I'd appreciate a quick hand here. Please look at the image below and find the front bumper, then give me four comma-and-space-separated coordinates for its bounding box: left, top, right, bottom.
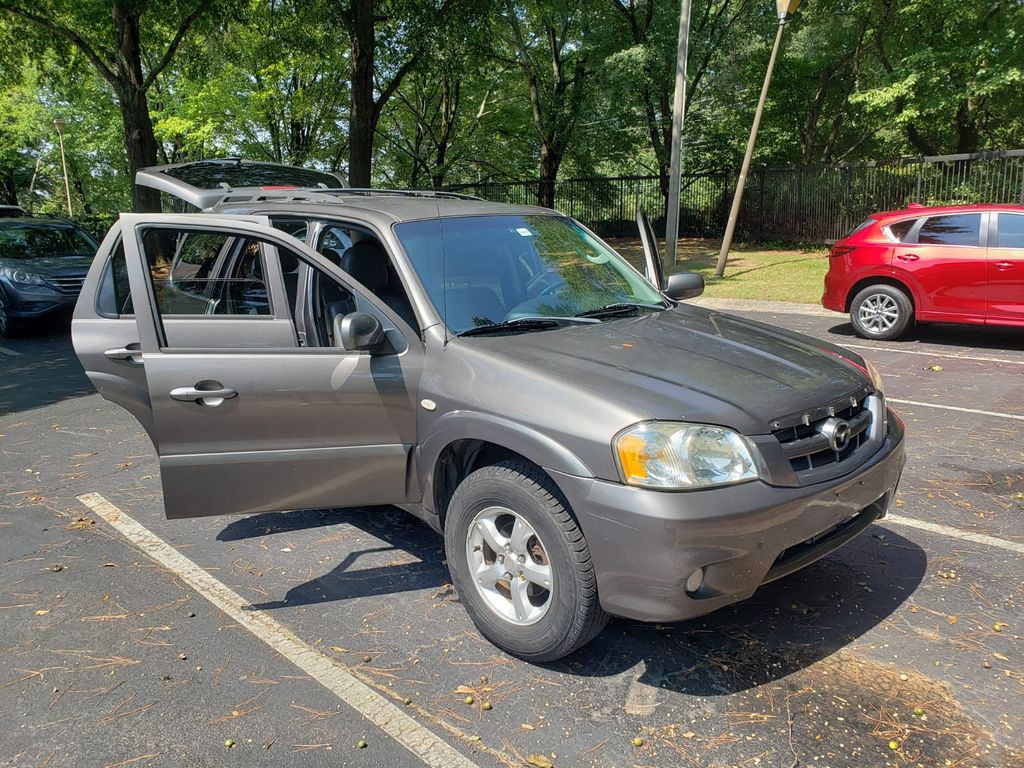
550, 414, 905, 622
1, 281, 79, 318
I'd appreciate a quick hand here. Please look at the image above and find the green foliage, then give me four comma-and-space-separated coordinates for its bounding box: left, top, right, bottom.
1, 0, 1022, 218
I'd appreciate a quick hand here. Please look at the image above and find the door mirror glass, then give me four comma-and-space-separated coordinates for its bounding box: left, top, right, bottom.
335, 311, 384, 351
663, 272, 704, 301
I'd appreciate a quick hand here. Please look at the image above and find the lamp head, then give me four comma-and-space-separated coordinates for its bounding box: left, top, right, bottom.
52, 118, 66, 132
776, 0, 802, 22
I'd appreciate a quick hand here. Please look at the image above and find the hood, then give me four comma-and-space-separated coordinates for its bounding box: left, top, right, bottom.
471, 305, 872, 435
0, 254, 93, 276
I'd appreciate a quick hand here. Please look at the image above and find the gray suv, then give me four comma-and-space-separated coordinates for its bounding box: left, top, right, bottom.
72, 160, 905, 661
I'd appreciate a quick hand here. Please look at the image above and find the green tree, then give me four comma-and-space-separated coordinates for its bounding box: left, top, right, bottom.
0, 0, 216, 211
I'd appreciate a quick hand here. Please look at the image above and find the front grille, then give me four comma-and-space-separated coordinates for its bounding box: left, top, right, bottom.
772, 394, 880, 482
45, 275, 86, 294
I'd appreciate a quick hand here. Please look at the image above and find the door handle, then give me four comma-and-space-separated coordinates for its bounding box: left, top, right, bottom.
104, 343, 143, 366
895, 253, 919, 262
169, 382, 238, 405
994, 261, 1014, 271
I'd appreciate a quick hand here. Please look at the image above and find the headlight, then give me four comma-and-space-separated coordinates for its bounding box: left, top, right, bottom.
865, 359, 884, 393
1, 268, 43, 285
614, 422, 760, 490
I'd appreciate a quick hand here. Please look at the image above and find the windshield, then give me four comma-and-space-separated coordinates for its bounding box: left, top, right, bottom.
0, 224, 97, 261
395, 214, 664, 334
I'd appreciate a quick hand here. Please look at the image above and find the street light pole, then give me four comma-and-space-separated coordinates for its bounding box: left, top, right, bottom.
664, 0, 693, 267
714, 0, 802, 278
53, 118, 73, 217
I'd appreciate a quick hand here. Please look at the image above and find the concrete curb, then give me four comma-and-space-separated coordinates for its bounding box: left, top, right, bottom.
688, 297, 835, 317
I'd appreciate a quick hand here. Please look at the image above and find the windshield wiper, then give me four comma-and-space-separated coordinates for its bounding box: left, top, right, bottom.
457, 316, 599, 337
573, 302, 665, 319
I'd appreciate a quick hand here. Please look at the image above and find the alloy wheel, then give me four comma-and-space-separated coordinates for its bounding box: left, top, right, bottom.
465, 505, 553, 626
858, 293, 899, 334
0, 294, 8, 334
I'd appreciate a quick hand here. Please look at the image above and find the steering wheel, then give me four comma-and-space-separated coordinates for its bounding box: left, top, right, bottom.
536, 281, 561, 298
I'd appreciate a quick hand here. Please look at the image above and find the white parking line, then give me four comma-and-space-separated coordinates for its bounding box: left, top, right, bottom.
76, 492, 479, 768
884, 514, 1024, 555
842, 343, 1024, 366
887, 398, 1024, 422
0, 345, 21, 357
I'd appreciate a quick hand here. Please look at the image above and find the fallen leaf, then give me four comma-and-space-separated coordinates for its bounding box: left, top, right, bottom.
35, 609, 50, 616
328, 646, 348, 653
527, 755, 553, 768
521, 723, 535, 730
682, 731, 696, 739
99, 562, 118, 568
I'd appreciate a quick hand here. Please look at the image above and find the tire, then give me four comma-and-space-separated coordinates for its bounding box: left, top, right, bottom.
849, 284, 913, 340
0, 290, 20, 338
444, 459, 608, 662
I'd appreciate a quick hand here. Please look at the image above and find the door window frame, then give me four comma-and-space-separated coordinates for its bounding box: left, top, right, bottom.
991, 212, 1024, 249
120, 213, 418, 356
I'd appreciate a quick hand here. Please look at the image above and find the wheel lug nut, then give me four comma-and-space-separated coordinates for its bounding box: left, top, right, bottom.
518, 554, 526, 563
503, 572, 512, 581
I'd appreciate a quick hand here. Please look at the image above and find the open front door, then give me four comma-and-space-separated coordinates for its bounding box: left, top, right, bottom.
118, 212, 421, 519
636, 207, 665, 290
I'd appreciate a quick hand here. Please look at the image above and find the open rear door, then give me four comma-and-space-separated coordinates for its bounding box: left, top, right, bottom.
636, 207, 665, 290
135, 159, 347, 211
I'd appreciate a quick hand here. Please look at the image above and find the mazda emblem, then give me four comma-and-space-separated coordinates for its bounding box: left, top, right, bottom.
819, 417, 852, 451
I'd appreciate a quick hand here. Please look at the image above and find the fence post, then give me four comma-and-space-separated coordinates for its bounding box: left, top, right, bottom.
914, 157, 923, 202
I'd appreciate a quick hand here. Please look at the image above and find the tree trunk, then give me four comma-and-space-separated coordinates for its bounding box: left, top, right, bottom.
112, 2, 161, 212
538, 143, 561, 209
0, 167, 17, 206
347, 0, 376, 187
119, 87, 161, 212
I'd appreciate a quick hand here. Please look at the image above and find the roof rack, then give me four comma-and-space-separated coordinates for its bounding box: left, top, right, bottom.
325, 188, 483, 201
212, 187, 484, 210
213, 189, 348, 207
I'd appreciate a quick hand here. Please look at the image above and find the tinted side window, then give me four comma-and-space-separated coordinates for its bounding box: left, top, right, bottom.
96, 241, 134, 316
996, 213, 1024, 248
141, 229, 271, 316
917, 214, 981, 246
887, 219, 916, 242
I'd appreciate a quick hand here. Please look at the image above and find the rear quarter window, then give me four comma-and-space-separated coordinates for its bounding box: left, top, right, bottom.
885, 219, 917, 242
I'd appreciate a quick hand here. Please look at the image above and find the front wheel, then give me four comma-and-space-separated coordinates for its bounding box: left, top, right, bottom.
444, 460, 608, 662
850, 284, 913, 340
0, 291, 20, 338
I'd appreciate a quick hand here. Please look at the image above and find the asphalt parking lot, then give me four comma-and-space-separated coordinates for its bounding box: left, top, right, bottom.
1, 307, 1021, 768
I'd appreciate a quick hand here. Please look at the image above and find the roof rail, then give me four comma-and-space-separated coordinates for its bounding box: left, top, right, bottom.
326, 188, 483, 201
213, 189, 348, 208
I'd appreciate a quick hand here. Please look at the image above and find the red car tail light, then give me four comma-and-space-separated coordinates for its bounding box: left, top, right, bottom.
830, 245, 855, 258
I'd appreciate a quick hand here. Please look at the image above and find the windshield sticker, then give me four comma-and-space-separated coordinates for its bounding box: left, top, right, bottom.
515, 227, 534, 237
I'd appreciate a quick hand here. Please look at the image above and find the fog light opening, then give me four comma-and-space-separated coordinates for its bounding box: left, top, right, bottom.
685, 567, 705, 594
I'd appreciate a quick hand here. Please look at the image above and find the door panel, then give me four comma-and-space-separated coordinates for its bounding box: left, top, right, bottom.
635, 208, 664, 290
892, 213, 986, 320
119, 213, 421, 519
72, 225, 158, 442
987, 212, 1024, 324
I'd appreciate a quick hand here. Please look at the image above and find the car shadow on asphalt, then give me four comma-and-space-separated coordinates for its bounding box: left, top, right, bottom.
222, 506, 450, 608
553, 527, 927, 696
222, 508, 925, 696
0, 325, 96, 416
827, 321, 1024, 352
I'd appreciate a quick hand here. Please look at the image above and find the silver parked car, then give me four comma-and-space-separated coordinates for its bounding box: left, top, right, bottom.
72, 160, 905, 661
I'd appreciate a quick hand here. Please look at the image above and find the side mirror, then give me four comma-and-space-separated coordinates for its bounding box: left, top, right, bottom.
335, 311, 385, 351
663, 272, 705, 301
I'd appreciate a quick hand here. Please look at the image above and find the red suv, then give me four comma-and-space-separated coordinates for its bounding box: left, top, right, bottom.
822, 204, 1024, 339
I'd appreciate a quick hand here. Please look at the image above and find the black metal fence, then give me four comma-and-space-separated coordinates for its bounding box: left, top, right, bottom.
450, 150, 1024, 243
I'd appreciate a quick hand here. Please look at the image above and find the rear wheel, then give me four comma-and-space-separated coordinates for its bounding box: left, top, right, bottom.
850, 284, 913, 340
444, 459, 608, 662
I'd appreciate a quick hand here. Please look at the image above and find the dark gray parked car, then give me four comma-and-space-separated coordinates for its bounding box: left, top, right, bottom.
0, 217, 98, 336
72, 161, 905, 661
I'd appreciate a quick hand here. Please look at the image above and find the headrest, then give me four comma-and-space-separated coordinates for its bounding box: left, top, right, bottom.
340, 241, 388, 290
